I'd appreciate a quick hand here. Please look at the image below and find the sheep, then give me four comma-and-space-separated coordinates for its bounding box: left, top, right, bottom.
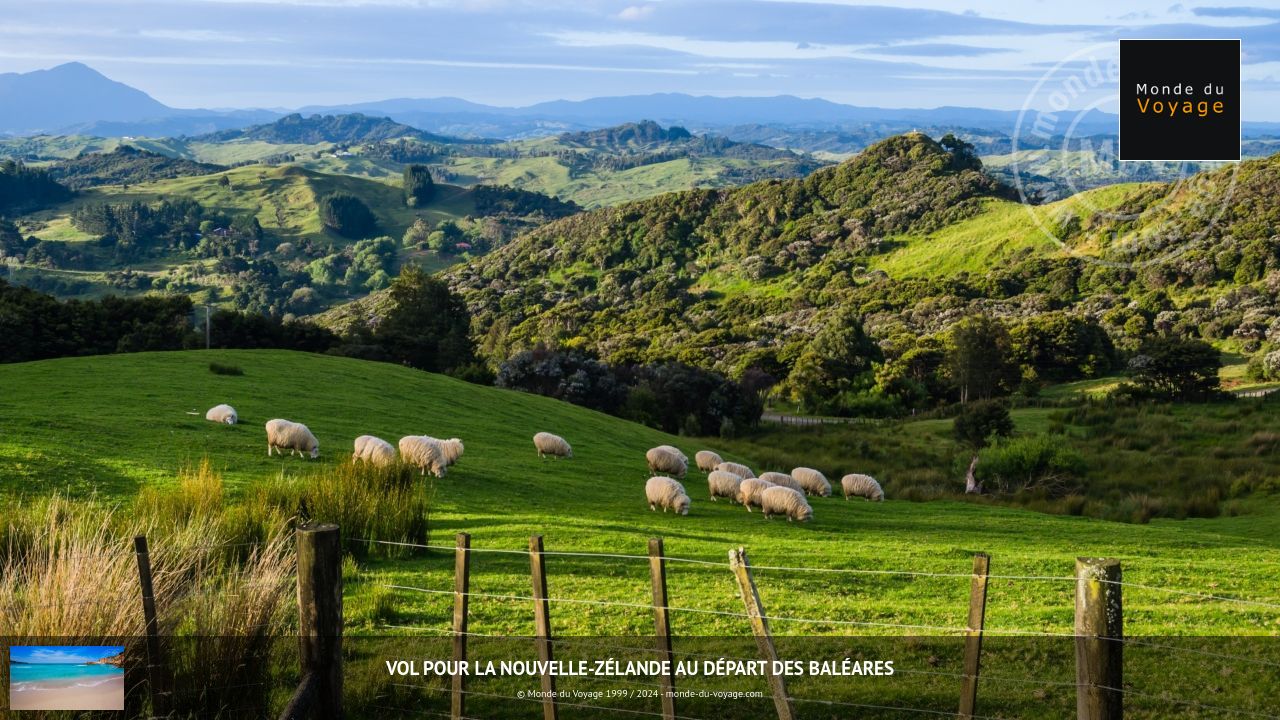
533, 432, 573, 459
841, 473, 884, 502
353, 435, 396, 467
656, 445, 689, 464
399, 435, 449, 477
439, 438, 465, 466
695, 450, 723, 473
645, 476, 691, 515
791, 467, 832, 497
759, 471, 804, 493
716, 461, 756, 479
707, 470, 743, 503
737, 477, 776, 512
646, 446, 688, 478
205, 404, 238, 425
265, 419, 319, 459
760, 486, 813, 522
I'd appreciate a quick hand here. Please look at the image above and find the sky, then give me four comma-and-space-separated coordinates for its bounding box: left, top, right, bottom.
1, 0, 1279, 117
10, 646, 125, 664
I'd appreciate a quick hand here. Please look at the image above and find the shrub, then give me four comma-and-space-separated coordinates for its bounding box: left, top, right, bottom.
209, 362, 244, 376
971, 435, 1087, 496
318, 191, 378, 239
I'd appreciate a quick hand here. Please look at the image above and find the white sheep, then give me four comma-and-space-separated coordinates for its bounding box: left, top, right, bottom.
656, 445, 689, 463
737, 477, 776, 512
707, 470, 743, 503
646, 446, 688, 478
841, 473, 884, 502
716, 461, 755, 479
695, 450, 723, 473
645, 476, 691, 515
759, 471, 804, 493
399, 435, 449, 477
265, 419, 319, 459
205, 404, 238, 425
439, 438, 465, 466
353, 435, 396, 467
533, 432, 573, 459
760, 486, 813, 522
791, 467, 832, 497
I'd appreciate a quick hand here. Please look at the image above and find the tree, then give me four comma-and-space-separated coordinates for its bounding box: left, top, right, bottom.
953, 399, 1014, 493
318, 192, 377, 239
787, 307, 881, 412
1127, 336, 1221, 401
373, 265, 476, 372
944, 314, 1020, 403
403, 164, 434, 207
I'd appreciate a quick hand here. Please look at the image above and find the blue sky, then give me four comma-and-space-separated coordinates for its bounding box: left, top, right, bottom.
1, 1, 1278, 117
10, 646, 125, 664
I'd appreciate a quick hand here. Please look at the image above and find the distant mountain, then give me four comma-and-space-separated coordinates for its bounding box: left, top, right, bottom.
61, 110, 283, 139
195, 113, 471, 145
560, 120, 694, 148
0, 63, 173, 134
49, 146, 225, 189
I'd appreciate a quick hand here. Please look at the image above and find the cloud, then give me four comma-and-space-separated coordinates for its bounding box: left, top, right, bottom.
1192, 6, 1280, 19
618, 5, 653, 21
868, 43, 1015, 57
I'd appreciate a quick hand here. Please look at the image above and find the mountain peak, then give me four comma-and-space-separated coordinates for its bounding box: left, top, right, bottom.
0, 62, 172, 134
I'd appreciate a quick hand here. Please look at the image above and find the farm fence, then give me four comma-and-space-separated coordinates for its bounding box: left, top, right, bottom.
101, 526, 1280, 719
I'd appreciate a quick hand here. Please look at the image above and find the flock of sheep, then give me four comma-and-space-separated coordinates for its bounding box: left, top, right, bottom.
204, 407, 882, 524
640, 446, 883, 523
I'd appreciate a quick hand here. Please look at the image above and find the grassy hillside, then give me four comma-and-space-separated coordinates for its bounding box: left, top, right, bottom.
1, 349, 1278, 645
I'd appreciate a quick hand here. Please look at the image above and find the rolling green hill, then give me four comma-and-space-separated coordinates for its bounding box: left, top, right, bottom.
1, 349, 1278, 643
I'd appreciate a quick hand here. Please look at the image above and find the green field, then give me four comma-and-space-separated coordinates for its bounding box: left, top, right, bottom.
2, 349, 1277, 642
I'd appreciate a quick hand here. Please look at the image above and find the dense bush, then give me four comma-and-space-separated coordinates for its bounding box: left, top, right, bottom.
318, 191, 378, 239
0, 159, 72, 214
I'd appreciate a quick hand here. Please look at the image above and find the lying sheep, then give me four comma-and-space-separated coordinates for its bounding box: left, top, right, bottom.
647, 446, 688, 478
439, 438, 465, 466
265, 419, 319, 459
707, 470, 743, 503
206, 404, 238, 425
716, 461, 755, 479
759, 471, 804, 493
791, 467, 832, 497
841, 473, 884, 502
695, 450, 723, 473
353, 435, 396, 467
760, 486, 813, 522
737, 477, 776, 512
645, 476, 691, 516
399, 435, 449, 477
533, 432, 573, 459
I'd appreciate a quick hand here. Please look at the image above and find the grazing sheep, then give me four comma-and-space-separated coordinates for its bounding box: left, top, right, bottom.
791, 467, 832, 497
265, 419, 319, 459
760, 486, 814, 522
645, 476, 691, 515
353, 435, 396, 467
707, 470, 743, 503
737, 477, 776, 512
439, 438, 465, 466
695, 450, 723, 473
646, 446, 688, 478
656, 445, 689, 463
716, 461, 756, 479
759, 471, 804, 493
205, 404, 238, 425
399, 435, 449, 477
533, 432, 573, 459
841, 474, 884, 502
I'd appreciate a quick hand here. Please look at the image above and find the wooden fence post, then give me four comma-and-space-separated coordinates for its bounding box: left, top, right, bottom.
529, 535, 558, 720
648, 538, 677, 720
728, 547, 795, 720
958, 552, 990, 719
297, 523, 343, 720
1075, 558, 1122, 720
134, 535, 169, 717
452, 533, 471, 720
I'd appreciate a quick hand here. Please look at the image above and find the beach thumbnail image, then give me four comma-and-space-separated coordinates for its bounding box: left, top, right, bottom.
8, 645, 125, 710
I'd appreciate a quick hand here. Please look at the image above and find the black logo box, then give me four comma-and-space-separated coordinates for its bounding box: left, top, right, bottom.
1119, 39, 1241, 162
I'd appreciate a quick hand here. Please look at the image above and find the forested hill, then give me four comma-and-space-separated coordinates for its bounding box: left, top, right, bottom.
447, 132, 1280, 415
49, 146, 225, 189
559, 119, 814, 162
196, 113, 475, 145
